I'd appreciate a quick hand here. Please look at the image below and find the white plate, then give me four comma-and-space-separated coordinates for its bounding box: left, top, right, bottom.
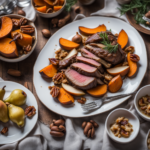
105, 108, 140, 143
0, 81, 38, 145
33, 16, 147, 118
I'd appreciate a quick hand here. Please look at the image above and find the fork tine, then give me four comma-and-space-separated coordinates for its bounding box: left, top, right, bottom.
81, 102, 96, 107
82, 103, 97, 110
81, 102, 97, 108
82, 106, 98, 111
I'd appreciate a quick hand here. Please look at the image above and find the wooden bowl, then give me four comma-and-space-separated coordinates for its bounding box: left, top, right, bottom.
31, 0, 66, 18
0, 14, 37, 63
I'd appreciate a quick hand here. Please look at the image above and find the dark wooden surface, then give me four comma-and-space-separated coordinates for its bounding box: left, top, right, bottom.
0, 0, 149, 125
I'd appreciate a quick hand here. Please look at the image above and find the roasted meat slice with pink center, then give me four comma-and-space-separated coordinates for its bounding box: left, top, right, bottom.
76, 56, 104, 73
65, 68, 103, 90
71, 62, 104, 78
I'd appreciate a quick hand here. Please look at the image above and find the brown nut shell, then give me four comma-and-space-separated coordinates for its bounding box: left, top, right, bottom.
18, 10, 26, 16
84, 122, 92, 135
90, 120, 99, 128
59, 125, 66, 132
50, 131, 64, 137
82, 121, 87, 129
72, 32, 82, 43
54, 119, 65, 126
42, 29, 51, 38
87, 129, 92, 138
50, 123, 54, 129
91, 126, 95, 138
51, 126, 61, 132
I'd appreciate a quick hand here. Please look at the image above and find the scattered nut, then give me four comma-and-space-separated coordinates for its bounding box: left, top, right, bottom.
50, 123, 54, 129
19, 18, 28, 26
77, 97, 86, 104
18, 10, 26, 16
50, 131, 64, 137
1, 127, 8, 135
49, 58, 59, 65
124, 46, 135, 54
55, 48, 68, 60
130, 54, 140, 62
42, 29, 51, 38
72, 32, 82, 43
25, 106, 36, 118
50, 86, 60, 98
74, 6, 80, 13
51, 18, 58, 27
82, 121, 87, 129
7, 69, 22, 77
23, 45, 32, 52
52, 72, 65, 84
90, 120, 99, 128
59, 125, 66, 132
53, 119, 65, 126
20, 25, 35, 34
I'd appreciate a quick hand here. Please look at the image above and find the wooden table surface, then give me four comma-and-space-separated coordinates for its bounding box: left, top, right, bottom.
0, 0, 149, 125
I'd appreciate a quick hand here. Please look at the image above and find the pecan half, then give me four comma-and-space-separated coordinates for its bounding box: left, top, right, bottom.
20, 25, 35, 34
49, 58, 59, 65
23, 45, 32, 52
25, 106, 36, 118
12, 18, 20, 27
77, 97, 86, 104
1, 127, 8, 134
130, 54, 140, 62
50, 86, 60, 98
124, 46, 135, 54
52, 72, 65, 84
19, 18, 28, 26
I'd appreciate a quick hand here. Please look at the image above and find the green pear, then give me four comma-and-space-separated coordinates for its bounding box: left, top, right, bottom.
0, 100, 9, 123
0, 86, 6, 100
4, 89, 27, 106
8, 104, 25, 127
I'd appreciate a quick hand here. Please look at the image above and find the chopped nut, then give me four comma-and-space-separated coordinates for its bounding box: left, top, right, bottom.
50, 86, 60, 98
77, 97, 86, 104
20, 25, 35, 34
55, 48, 68, 60
124, 46, 135, 54
46, 8, 53, 13
49, 58, 59, 65
130, 54, 140, 62
23, 45, 32, 52
1, 127, 8, 134
12, 18, 20, 27
74, 6, 80, 13
25, 106, 36, 118
52, 72, 65, 84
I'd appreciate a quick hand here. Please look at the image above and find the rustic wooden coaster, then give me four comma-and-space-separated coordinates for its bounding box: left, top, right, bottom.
126, 11, 150, 35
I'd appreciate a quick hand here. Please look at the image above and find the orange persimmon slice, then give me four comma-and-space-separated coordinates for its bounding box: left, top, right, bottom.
36, 6, 47, 13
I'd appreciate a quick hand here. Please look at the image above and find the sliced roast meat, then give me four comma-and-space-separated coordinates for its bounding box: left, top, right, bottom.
81, 48, 111, 68
59, 54, 76, 69
85, 44, 125, 65
85, 33, 102, 45
71, 62, 104, 78
65, 68, 101, 90
76, 56, 104, 73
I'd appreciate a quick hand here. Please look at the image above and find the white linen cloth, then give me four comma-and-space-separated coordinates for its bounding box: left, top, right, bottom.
0, 0, 149, 149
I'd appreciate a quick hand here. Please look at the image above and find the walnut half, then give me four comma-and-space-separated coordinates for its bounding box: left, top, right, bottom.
25, 106, 36, 118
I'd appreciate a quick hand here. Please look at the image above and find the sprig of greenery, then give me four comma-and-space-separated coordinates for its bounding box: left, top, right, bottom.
118, 0, 150, 26
65, 0, 77, 12
99, 33, 118, 53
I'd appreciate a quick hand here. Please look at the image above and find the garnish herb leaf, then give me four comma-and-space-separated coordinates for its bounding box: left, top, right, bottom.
99, 33, 118, 53
65, 0, 77, 12
118, 0, 150, 26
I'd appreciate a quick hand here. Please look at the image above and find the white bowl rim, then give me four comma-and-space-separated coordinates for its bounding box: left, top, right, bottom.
134, 84, 150, 121
0, 14, 37, 63
31, 0, 66, 15
105, 108, 140, 144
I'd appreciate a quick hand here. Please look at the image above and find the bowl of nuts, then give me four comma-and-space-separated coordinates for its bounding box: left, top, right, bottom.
134, 85, 150, 121
31, 0, 66, 18
105, 108, 140, 143
0, 14, 37, 63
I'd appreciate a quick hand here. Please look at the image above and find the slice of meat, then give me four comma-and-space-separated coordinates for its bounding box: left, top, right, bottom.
81, 48, 111, 68
65, 68, 98, 90
76, 56, 104, 73
85, 44, 125, 65
71, 62, 104, 78
85, 33, 102, 44
59, 54, 76, 69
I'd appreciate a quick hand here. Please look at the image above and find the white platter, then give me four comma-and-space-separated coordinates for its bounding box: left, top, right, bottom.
33, 16, 147, 118
0, 81, 38, 145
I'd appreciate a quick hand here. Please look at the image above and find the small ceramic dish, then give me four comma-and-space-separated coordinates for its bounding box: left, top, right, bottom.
105, 108, 140, 143
146, 129, 150, 149
31, 0, 66, 18
134, 85, 150, 121
0, 14, 37, 63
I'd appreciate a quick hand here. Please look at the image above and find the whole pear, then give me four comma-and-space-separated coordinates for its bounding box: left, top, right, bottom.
8, 104, 25, 127
4, 89, 27, 106
0, 86, 6, 100
0, 100, 9, 123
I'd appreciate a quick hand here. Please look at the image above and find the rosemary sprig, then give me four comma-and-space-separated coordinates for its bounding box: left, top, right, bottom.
65, 0, 78, 12
118, 0, 150, 26
99, 33, 118, 53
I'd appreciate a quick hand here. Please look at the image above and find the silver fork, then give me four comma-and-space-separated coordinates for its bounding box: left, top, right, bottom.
82, 91, 137, 111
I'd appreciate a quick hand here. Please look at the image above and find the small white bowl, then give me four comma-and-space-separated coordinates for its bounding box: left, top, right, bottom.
105, 108, 140, 143
0, 14, 37, 63
134, 85, 150, 121
31, 0, 66, 18
146, 129, 150, 150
